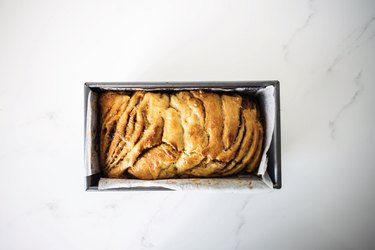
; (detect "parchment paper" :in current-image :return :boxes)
[98,175,272,191]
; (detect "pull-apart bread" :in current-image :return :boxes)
[99,90,264,180]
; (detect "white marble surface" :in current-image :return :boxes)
[1,0,374,249]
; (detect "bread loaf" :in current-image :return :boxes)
[99,90,263,180]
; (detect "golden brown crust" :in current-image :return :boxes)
[191,90,224,160]
[128,143,179,179]
[162,108,184,152]
[170,92,207,173]
[99,92,130,171]
[99,90,264,179]
[104,92,144,172]
[222,95,242,150]
[219,107,255,176]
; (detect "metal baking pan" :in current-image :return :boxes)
[84,81,281,190]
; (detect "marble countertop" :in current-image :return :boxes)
[0,0,374,249]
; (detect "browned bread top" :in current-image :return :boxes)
[99,90,263,180]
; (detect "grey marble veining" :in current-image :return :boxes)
[327,16,375,72]
[329,70,363,139]
[283,0,317,61]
